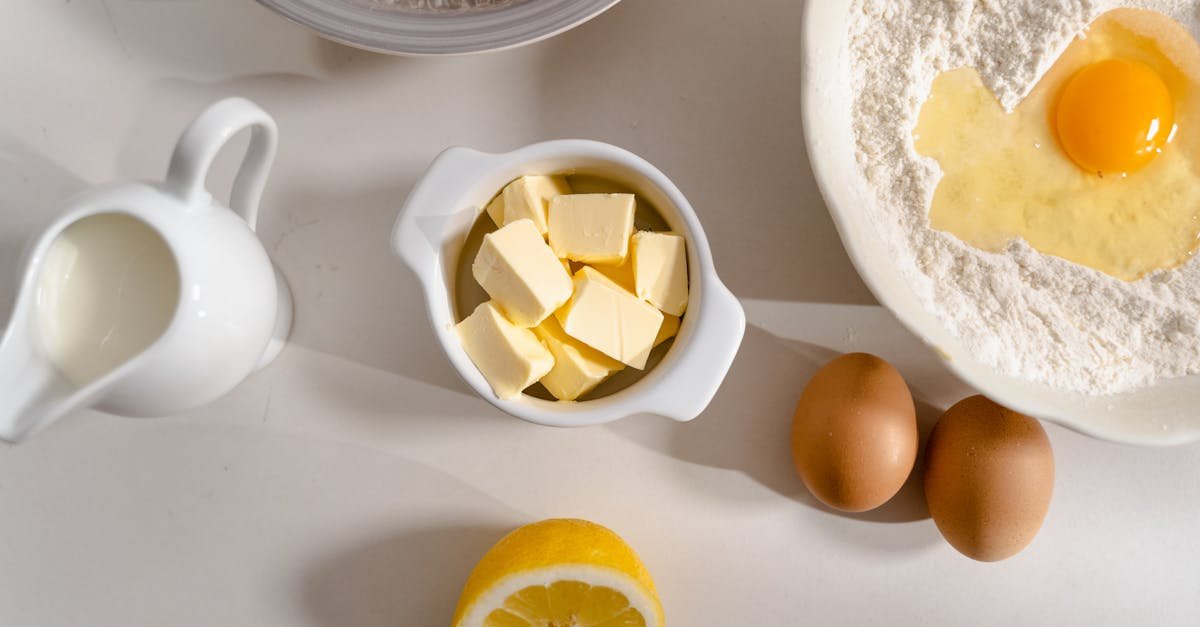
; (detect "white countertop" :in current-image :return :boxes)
[1,1,1198,625]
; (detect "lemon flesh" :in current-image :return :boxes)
[484,581,646,626]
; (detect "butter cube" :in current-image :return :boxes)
[556,266,664,369]
[632,231,689,316]
[456,302,554,399]
[501,175,571,235]
[473,219,573,327]
[533,316,624,401]
[484,192,506,226]
[655,313,681,347]
[548,194,636,264]
[591,257,636,293]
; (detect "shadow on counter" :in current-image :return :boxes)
[0,137,87,327]
[609,321,949,554]
[300,523,511,627]
[61,0,399,83]
[609,324,936,523]
[530,0,874,305]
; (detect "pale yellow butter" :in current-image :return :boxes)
[484,192,506,226]
[548,193,636,264]
[533,316,624,401]
[632,231,689,316]
[473,219,573,327]
[501,175,571,235]
[654,313,680,347]
[556,266,664,369]
[591,257,636,293]
[456,301,554,399]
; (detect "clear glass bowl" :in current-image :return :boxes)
[255,0,621,55]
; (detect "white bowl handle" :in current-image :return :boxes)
[164,97,278,231]
[393,146,497,291]
[645,278,746,422]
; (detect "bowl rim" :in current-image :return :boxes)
[254,0,622,56]
[799,0,1200,446]
[392,139,745,427]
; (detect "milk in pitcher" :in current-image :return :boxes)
[36,213,180,385]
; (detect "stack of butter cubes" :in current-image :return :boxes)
[457,175,689,401]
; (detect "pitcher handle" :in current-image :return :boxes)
[164,97,278,231]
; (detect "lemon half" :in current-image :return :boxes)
[451,519,665,627]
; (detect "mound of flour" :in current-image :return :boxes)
[850,0,1200,394]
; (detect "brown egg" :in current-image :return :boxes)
[790,353,918,512]
[924,395,1055,562]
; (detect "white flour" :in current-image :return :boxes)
[850,0,1200,394]
[371,0,524,10]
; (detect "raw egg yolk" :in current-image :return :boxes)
[1055,58,1175,175]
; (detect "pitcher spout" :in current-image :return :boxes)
[0,308,92,443]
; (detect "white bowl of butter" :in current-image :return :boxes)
[392,140,745,427]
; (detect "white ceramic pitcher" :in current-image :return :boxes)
[0,97,293,442]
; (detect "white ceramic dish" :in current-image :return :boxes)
[0,98,293,443]
[802,0,1200,446]
[392,140,745,427]
[255,0,621,56]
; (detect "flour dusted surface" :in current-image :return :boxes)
[850,0,1200,394]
